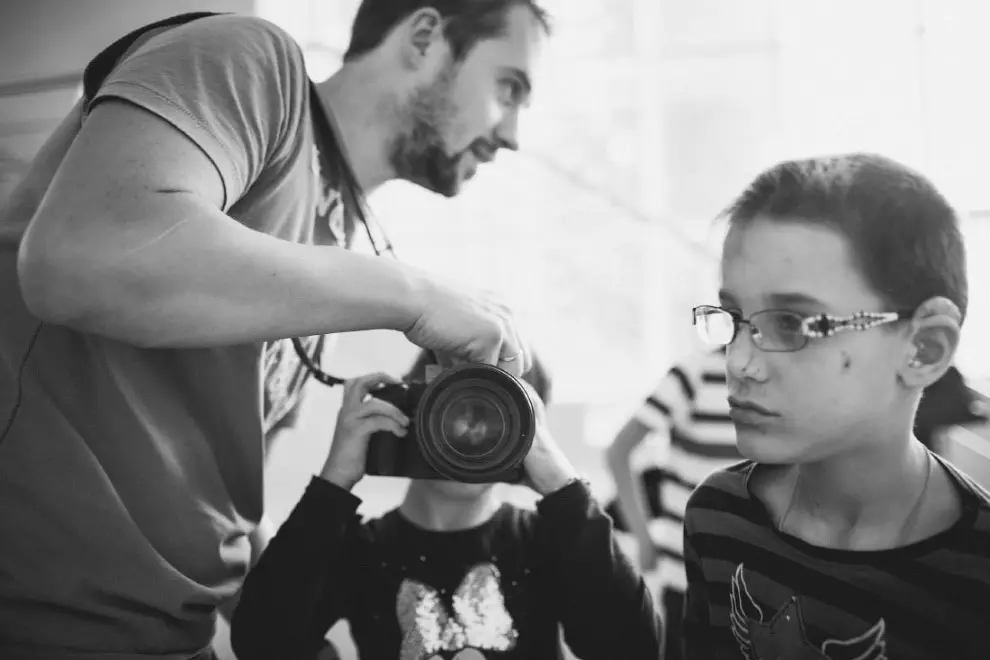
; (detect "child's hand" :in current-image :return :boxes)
[517,381,581,496]
[320,372,409,490]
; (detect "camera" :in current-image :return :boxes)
[365,362,536,483]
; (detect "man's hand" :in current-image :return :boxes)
[518,382,580,496]
[320,373,409,491]
[405,280,531,378]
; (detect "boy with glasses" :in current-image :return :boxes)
[682,153,990,659]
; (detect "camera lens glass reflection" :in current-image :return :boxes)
[440,396,506,456]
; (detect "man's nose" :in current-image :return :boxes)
[494,109,520,151]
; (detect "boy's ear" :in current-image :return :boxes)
[898,296,961,388]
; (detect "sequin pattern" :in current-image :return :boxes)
[397,563,518,660]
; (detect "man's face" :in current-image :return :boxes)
[390,6,545,196]
[718,217,911,464]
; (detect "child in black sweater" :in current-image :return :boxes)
[231,353,661,659]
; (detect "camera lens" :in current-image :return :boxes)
[440,396,506,457]
[415,363,535,483]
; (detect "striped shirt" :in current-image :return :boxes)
[632,347,739,594]
[683,458,990,660]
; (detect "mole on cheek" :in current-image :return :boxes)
[841,352,852,371]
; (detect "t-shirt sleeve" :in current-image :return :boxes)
[86,15,307,211]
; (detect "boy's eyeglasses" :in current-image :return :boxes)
[692,305,914,353]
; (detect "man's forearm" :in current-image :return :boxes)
[19,192,426,348]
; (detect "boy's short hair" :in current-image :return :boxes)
[405,350,553,404]
[722,153,968,322]
[344,0,552,62]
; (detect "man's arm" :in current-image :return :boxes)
[537,481,663,660]
[17,100,425,348]
[230,478,360,660]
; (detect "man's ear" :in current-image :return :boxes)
[899,296,962,388]
[399,7,446,70]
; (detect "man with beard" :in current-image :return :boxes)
[0,2,550,659]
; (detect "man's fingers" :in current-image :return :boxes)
[496,327,525,377]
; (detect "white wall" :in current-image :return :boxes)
[0,0,255,161]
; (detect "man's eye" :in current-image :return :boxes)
[500,79,522,104]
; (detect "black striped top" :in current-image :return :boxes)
[682,458,990,659]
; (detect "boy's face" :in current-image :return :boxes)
[718,217,913,463]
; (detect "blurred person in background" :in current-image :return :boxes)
[605,346,739,659]
[913,364,988,455]
[0,2,551,658]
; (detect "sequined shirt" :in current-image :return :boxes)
[232,479,663,660]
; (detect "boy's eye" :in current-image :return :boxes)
[773,312,805,334]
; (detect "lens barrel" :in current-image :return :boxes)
[414,363,535,483]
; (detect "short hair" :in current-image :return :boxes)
[405,349,553,404]
[344,0,552,62]
[722,153,968,322]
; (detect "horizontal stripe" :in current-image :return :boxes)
[631,446,738,487]
[689,476,990,566]
[644,395,671,417]
[700,371,726,384]
[655,555,687,592]
[666,446,740,486]
[670,366,695,401]
[679,422,737,446]
[634,403,671,431]
[648,515,684,554]
[671,431,741,459]
[659,480,692,518]
[690,411,731,424]
[689,540,981,657]
[683,467,990,657]
[692,387,730,414]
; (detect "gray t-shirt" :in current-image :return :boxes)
[0,14,351,658]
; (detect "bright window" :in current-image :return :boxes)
[257,0,990,416]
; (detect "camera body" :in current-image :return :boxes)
[365,363,535,484]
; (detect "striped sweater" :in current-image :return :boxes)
[631,347,739,594]
[682,458,990,659]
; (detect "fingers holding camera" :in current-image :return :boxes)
[340,372,400,409]
[351,398,410,436]
[321,373,409,491]
[404,280,530,377]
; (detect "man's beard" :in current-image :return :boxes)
[389,68,467,198]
